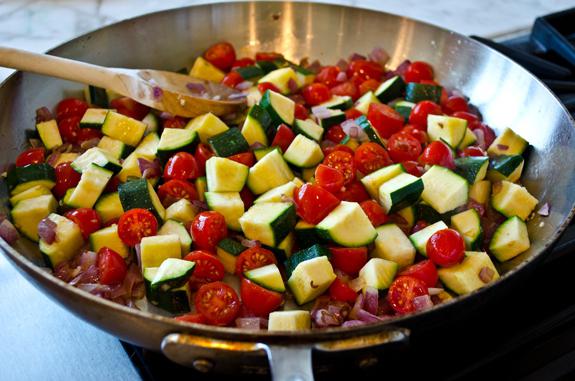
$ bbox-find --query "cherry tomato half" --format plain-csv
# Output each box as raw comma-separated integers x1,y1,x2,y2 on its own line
399,260,438,288
97,247,127,286
195,281,241,326
203,42,236,72
426,228,465,267
52,162,81,199
258,82,281,94
235,246,277,275
255,52,283,61
367,103,404,139
344,108,363,121
452,111,479,124
387,132,422,162
232,57,256,69
404,61,434,83
58,116,82,144
228,152,255,167
315,65,341,88
323,150,356,185
329,246,368,276
190,211,228,251
331,81,360,101
408,101,442,129
346,60,384,82
354,142,392,175
443,95,469,115
294,184,341,225
158,179,199,204
359,78,380,96
15,148,45,167
222,71,244,88
56,98,88,121
271,124,296,153
241,278,283,317
419,141,455,169
459,146,487,157
302,83,331,106
329,277,358,303
388,276,429,314
360,200,389,227
163,152,199,181
65,208,101,240
117,208,158,246
109,97,150,120
325,125,347,143
401,125,428,146
334,181,370,203
162,116,188,129
77,127,102,143
315,164,345,194
194,143,214,177
294,103,309,120
183,250,225,289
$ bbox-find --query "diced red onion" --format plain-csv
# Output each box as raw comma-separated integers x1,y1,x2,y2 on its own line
336,71,348,83
289,94,305,105
428,287,444,296
336,59,348,72
363,287,379,315
280,194,294,203
236,81,253,91
46,153,62,167
349,292,365,319
79,251,98,271
320,139,336,151
53,143,75,154
306,60,322,74
38,217,57,244
0,219,19,245
538,203,550,217
394,59,412,76
135,244,142,268
311,297,350,327
479,267,495,284
36,106,54,123
250,142,266,150
186,82,206,93
496,144,509,151
69,264,99,286
287,78,298,93
236,317,264,330
413,295,433,311
240,237,260,248
159,111,174,120
349,53,366,61
473,128,487,150
110,263,142,299
212,95,222,101
191,200,209,213
468,199,486,217
356,308,386,323
138,158,161,179
341,119,368,142
80,138,100,150
368,46,390,66
228,92,247,100
311,106,332,120
342,319,367,327
152,86,163,99
77,283,112,295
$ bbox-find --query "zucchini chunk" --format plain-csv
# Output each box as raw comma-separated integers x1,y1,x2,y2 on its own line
195,177,208,202
294,220,321,249
489,216,530,262
287,256,336,305
409,220,448,256
118,178,166,220
260,90,295,127
491,180,538,220
247,149,294,195
157,128,199,162
264,232,295,262
421,165,468,214
101,111,146,147
142,112,160,135
268,311,311,331
354,91,381,114
185,112,229,144
9,185,52,206
79,108,109,129
450,209,483,250
205,157,249,192
394,100,415,123
375,75,406,103
405,82,442,103
158,220,192,256
358,258,398,290
285,244,330,279
361,163,405,198
487,127,528,156
241,105,272,146
52,152,79,168
151,258,195,289
244,263,285,292
438,251,500,294
316,201,377,247
457,128,477,149
316,108,346,129
235,65,265,80
89,224,130,258
205,192,244,231
239,202,296,247
294,119,324,142
84,85,109,108
208,128,249,157
98,136,130,160
371,224,416,269
283,134,324,168
71,147,122,174
318,95,353,111
140,234,182,269
427,115,467,148
6,163,55,195
216,238,247,274
144,266,192,313
39,214,84,268
94,192,124,224
357,115,384,145
378,173,424,213
487,155,524,183
454,156,489,184
66,164,113,209
258,67,299,94
11,194,57,242
254,180,298,204
165,199,196,224
469,180,491,204
36,120,62,150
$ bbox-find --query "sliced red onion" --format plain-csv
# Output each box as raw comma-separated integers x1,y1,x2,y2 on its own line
368,46,390,66
191,200,209,213
413,295,433,311
363,287,379,315
428,287,444,296
152,86,163,100
349,53,366,61
79,251,98,271
479,266,495,284
311,297,350,327
77,283,112,296
46,153,62,167
53,143,75,154
0,219,19,245
38,217,57,244
335,59,348,72
80,138,100,150
29,139,43,148
69,264,99,286
288,94,305,105
236,81,253,91
342,319,367,327
110,263,143,299
186,82,206,93
468,198,486,217
236,317,264,330
336,71,348,83
212,95,222,101
135,244,142,268
356,309,386,323
228,92,247,100
473,128,487,150
311,106,332,120
538,203,550,217
394,59,412,76
36,106,54,123
320,139,336,151
138,158,161,179
349,292,365,319
250,142,266,150
287,78,298,93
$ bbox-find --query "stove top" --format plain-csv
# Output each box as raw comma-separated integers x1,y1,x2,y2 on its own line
120,8,575,381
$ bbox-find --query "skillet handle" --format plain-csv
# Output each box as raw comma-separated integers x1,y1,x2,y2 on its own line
161,328,409,380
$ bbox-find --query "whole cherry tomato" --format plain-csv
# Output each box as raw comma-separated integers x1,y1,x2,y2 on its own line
52,162,81,199
162,116,188,129
203,42,236,71
65,208,102,240
56,98,88,121
15,148,45,167
109,97,150,120
404,61,434,83
190,211,228,251
315,65,341,88
346,60,384,82
443,95,469,115
58,116,82,144
325,125,347,143
401,125,428,146
222,71,244,88
367,103,404,139
387,132,422,162
408,101,442,129
419,141,455,169
164,152,199,181
426,229,465,267
302,83,331,106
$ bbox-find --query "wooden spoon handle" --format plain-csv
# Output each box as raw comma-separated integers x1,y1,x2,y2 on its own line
0,46,122,90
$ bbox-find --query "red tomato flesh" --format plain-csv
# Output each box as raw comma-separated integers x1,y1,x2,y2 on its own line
329,246,368,276
195,281,241,326
163,152,199,181
203,42,236,71
329,277,358,303
419,141,455,169
64,208,101,240
241,278,283,317
323,150,356,185
293,184,341,225
399,260,438,288
360,200,389,227
315,164,345,194
271,124,296,153
183,250,225,289
235,246,277,275
52,162,81,199
367,103,404,139
388,276,429,314
190,211,228,251
15,148,45,167
387,132,422,162
354,142,392,175
97,247,127,285
426,228,465,267
117,208,158,246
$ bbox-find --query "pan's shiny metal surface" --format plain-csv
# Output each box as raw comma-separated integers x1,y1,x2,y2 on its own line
1,1,574,378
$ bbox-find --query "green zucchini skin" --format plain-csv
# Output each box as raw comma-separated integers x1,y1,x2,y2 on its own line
118,178,163,219
489,155,523,176
375,75,406,103
6,164,55,190
236,65,265,80
455,156,489,184
208,128,250,157
284,244,330,279
405,83,443,103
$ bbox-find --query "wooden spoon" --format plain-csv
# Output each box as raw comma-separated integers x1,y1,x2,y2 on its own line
0,47,246,118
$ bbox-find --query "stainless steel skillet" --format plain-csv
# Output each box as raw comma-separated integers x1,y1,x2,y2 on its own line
1,2,575,380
